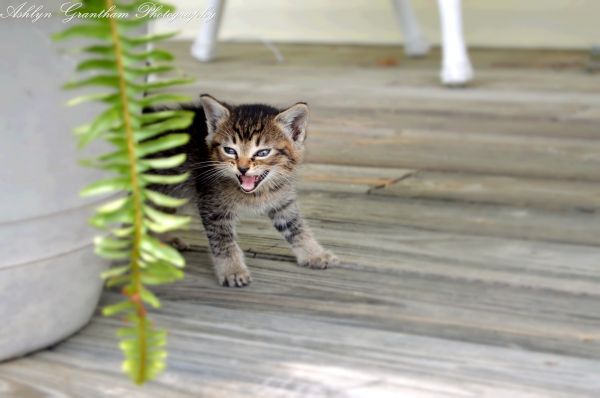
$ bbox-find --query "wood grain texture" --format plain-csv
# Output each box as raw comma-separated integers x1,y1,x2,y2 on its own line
1,44,599,398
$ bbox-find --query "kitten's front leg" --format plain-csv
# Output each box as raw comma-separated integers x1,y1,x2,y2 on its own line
268,199,339,269
200,210,252,287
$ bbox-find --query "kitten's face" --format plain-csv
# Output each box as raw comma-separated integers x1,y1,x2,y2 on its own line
200,95,308,194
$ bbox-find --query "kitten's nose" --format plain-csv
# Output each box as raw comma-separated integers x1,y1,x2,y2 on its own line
238,167,249,175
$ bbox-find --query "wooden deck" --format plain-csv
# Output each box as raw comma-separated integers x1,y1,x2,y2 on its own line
3,43,600,397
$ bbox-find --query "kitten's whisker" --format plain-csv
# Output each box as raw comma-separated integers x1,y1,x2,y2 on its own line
194,167,230,184
188,163,224,171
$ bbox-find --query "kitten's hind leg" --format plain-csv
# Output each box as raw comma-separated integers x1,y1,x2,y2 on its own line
268,198,339,269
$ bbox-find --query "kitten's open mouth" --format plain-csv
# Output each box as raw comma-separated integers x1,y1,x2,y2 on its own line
238,170,269,192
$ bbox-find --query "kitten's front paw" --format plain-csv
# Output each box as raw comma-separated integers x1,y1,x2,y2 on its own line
216,263,252,287
300,250,339,270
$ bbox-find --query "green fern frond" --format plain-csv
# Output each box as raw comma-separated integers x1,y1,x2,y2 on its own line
54,0,194,385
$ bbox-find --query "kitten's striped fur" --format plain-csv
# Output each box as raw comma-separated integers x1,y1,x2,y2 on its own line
148,94,338,287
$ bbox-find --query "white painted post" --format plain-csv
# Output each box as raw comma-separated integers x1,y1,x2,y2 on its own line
391,0,430,57
191,0,226,62
437,0,474,85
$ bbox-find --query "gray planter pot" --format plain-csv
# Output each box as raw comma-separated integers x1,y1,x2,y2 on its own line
0,13,109,360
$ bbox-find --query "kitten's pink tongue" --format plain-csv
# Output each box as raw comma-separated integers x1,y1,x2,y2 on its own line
240,175,257,191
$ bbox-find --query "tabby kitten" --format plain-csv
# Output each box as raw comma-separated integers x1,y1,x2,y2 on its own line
150,94,338,287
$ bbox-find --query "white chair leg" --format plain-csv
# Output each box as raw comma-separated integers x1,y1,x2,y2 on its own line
191,0,226,62
437,0,473,85
391,0,430,57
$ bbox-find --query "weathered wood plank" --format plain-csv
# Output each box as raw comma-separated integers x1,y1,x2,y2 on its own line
310,106,600,141
299,164,600,211
370,169,600,211
290,190,600,246
173,42,591,73
169,42,600,96
172,220,600,360
1,296,599,397
303,128,600,181
182,80,600,120
208,217,600,297
185,78,600,122
298,163,411,194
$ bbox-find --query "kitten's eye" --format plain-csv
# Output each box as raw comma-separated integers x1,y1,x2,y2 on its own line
223,146,237,156
254,149,271,157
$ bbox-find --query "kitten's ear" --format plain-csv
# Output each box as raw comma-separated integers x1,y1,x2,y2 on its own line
275,102,309,143
199,94,230,139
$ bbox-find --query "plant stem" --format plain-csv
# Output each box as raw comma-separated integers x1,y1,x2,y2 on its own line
106,0,148,384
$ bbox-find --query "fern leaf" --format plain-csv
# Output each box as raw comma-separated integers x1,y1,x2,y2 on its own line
63,74,120,90
141,172,189,185
53,24,111,41
81,177,132,197
145,189,188,208
140,154,187,169
136,133,189,157
137,93,192,107
125,48,174,62
122,31,178,46
77,58,117,72
67,92,118,107
56,0,192,384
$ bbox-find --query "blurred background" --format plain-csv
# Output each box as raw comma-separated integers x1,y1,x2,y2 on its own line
156,0,599,49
